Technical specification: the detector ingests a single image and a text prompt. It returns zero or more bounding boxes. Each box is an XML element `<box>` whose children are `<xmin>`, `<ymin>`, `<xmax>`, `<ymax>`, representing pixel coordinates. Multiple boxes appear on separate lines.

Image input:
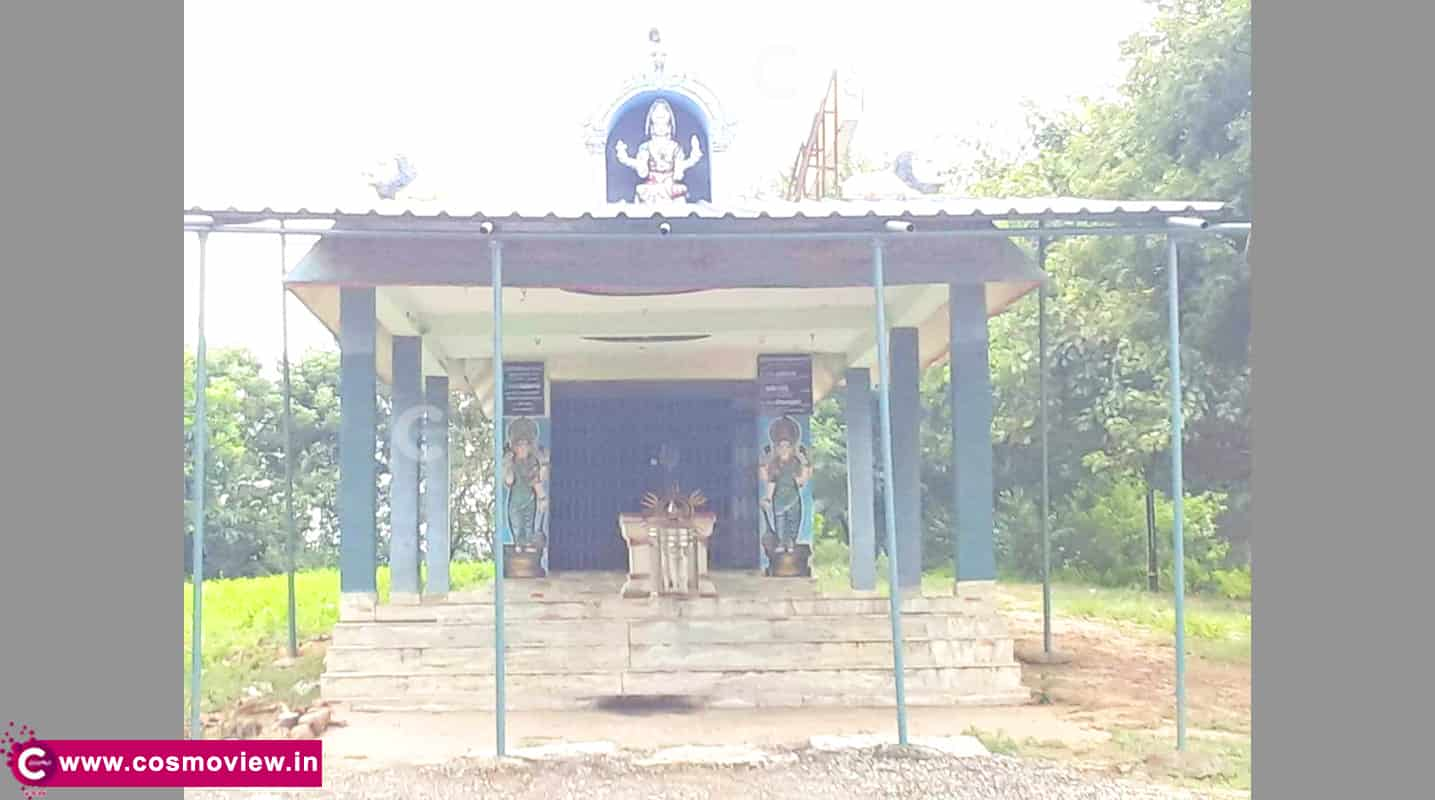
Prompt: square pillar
<box><xmin>338</xmin><ymin>288</ymin><xmax>378</xmax><ymax>607</ymax></box>
<box><xmin>424</xmin><ymin>375</ymin><xmax>452</xmax><ymax>596</ymax></box>
<box><xmin>890</xmin><ymin>327</ymin><xmax>923</xmax><ymax>590</ymax></box>
<box><xmin>388</xmin><ymin>336</ymin><xmax>422</xmax><ymax>603</ymax></box>
<box><xmin>844</xmin><ymin>368</ymin><xmax>877</xmax><ymax>591</ymax></box>
<box><xmin>950</xmin><ymin>284</ymin><xmax>997</xmax><ymax>588</ymax></box>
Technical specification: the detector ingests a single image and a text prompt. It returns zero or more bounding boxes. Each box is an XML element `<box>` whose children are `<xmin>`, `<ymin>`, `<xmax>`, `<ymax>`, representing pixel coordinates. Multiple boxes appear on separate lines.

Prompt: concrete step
<box><xmin>324</xmin><ymin>643</ymin><xmax>630</xmax><ymax>674</ymax></box>
<box><xmin>321</xmin><ymin>666</ymin><xmax>1029</xmax><ymax>711</ymax></box>
<box><xmin>332</xmin><ymin>618</ymin><xmax>632</xmax><ymax>648</ymax></box>
<box><xmin>331</xmin><ymin>689</ymin><xmax>1033</xmax><ymax>712</ymax></box>
<box><xmin>331</xmin><ymin>613</ymin><xmax>1009</xmax><ymax>650</ymax></box>
<box><xmin>627</xmin><ymin>638</ymin><xmax>1014</xmax><ymax>671</ymax></box>
<box><xmin>367</xmin><ymin>595</ymin><xmax>986</xmax><ymax>623</ymax></box>
<box><xmin>626</xmin><ymin>615</ymin><xmax>1010</xmax><ymax>644</ymax></box>
<box><xmin>447</xmin><ymin>572</ymin><xmax>830</xmax><ymax>603</ymax></box>
<box><xmin>323</xmin><ymin>636</ymin><xmax>1014</xmax><ymax>674</ymax></box>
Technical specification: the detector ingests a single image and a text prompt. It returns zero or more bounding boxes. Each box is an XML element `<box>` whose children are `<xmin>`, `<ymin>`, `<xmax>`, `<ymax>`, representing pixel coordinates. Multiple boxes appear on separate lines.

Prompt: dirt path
<box><xmin>999</xmin><ymin>591</ymin><xmax>1251</xmax><ymax>737</ymax></box>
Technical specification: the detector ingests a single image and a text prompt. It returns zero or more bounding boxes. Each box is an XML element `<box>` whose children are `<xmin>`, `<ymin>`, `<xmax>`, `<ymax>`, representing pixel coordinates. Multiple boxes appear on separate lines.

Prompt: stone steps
<box><xmin>331</xmin><ymin>614</ymin><xmax>1009</xmax><ymax>649</ymax></box>
<box><xmin>325</xmin><ymin>637</ymin><xmax>1014</xmax><ymax>674</ymax></box>
<box><xmin>449</xmin><ymin>572</ymin><xmax>829</xmax><ymax>603</ymax></box>
<box><xmin>362</xmin><ymin>594</ymin><xmax>989</xmax><ymax>623</ymax></box>
<box><xmin>322</xmin><ymin>588</ymin><xmax>1027</xmax><ymax>710</ymax></box>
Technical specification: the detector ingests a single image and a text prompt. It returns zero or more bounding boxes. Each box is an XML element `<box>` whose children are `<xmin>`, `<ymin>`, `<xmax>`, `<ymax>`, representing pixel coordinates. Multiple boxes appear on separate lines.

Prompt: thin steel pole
<box><xmin>871</xmin><ymin>238</ymin><xmax>909</xmax><ymax>746</ymax></box>
<box><xmin>189</xmin><ymin>231</ymin><xmax>209</xmax><ymax>739</ymax></box>
<box><xmin>491</xmin><ymin>239</ymin><xmax>508</xmax><ymax>757</ymax></box>
<box><xmin>280</xmin><ymin>226</ymin><xmax>299</xmax><ymax>658</ymax></box>
<box><xmin>1166</xmin><ymin>235</ymin><xmax>1188</xmax><ymax>751</ymax></box>
<box><xmin>1038</xmin><ymin>230</ymin><xmax>1052</xmax><ymax>655</ymax></box>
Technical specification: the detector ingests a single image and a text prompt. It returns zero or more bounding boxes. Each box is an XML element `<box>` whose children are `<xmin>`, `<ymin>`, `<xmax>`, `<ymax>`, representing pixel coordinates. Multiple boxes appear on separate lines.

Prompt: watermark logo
<box><xmin>390</xmin><ymin>403</ymin><xmax>448</xmax><ymax>466</ymax></box>
<box><xmin>4</xmin><ymin>727</ymin><xmax>321</xmax><ymax>792</ymax></box>
<box><xmin>4</xmin><ymin>723</ymin><xmax>50</xmax><ymax>799</ymax></box>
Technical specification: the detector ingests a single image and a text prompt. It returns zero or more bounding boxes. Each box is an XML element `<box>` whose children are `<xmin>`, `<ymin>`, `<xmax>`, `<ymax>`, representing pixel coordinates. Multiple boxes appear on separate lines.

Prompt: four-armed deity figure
<box><xmin>759</xmin><ymin>416</ymin><xmax>814</xmax><ymax>555</ymax></box>
<box><xmin>614</xmin><ymin>98</ymin><xmax>704</xmax><ymax>203</ymax></box>
<box><xmin>503</xmin><ymin>417</ymin><xmax>550</xmax><ymax>553</ymax></box>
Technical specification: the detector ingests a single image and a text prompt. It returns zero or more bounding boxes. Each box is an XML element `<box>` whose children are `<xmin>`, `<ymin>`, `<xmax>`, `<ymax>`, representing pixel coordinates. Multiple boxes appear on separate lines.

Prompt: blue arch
<box><xmin>605</xmin><ymin>90</ymin><xmax>712</xmax><ymax>203</ymax></box>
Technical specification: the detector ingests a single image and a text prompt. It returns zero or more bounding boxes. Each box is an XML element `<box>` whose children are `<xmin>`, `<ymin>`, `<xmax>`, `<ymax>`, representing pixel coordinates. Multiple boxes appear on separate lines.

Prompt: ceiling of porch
<box><xmin>288</xmin><ymin>280</ymin><xmax>1035</xmax><ymax>411</ymax></box>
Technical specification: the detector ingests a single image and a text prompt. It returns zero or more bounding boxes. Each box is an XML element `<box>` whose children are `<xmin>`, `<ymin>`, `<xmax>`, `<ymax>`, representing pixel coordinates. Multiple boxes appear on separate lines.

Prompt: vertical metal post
<box><xmin>1146</xmin><ymin>483</ymin><xmax>1159</xmax><ymax>592</ymax></box>
<box><xmin>871</xmin><ymin>238</ymin><xmax>909</xmax><ymax>745</ymax></box>
<box><xmin>1038</xmin><ymin>229</ymin><xmax>1052</xmax><ymax>655</ymax></box>
<box><xmin>491</xmin><ymin>239</ymin><xmax>507</xmax><ymax>757</ymax></box>
<box><xmin>280</xmin><ymin>226</ymin><xmax>298</xmax><ymax>658</ymax></box>
<box><xmin>1166</xmin><ymin>235</ymin><xmax>1188</xmax><ymax>751</ymax></box>
<box><xmin>189</xmin><ymin>231</ymin><xmax>209</xmax><ymax>739</ymax></box>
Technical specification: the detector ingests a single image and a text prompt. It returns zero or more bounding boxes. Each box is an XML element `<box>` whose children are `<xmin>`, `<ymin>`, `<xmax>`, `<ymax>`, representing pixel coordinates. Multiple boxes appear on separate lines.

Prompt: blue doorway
<box><xmin>548</xmin><ymin>381</ymin><xmax>759</xmax><ymax>571</ymax></box>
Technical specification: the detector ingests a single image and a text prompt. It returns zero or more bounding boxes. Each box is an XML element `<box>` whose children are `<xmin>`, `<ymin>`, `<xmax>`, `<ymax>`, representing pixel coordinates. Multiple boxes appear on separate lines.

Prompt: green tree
<box><xmin>807</xmin><ymin>0</ymin><xmax>1251</xmax><ymax>590</ymax></box>
<box><xmin>970</xmin><ymin>0</ymin><xmax>1252</xmax><ymax>577</ymax></box>
<box><xmin>184</xmin><ymin>347</ymin><xmax>286</xmax><ymax>578</ymax></box>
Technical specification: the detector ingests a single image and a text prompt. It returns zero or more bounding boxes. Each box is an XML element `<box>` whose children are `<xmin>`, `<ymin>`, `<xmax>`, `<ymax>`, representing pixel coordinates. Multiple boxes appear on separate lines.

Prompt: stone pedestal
<box><xmin>618</xmin><ymin>512</ymin><xmax>717</xmax><ymax>598</ymax></box>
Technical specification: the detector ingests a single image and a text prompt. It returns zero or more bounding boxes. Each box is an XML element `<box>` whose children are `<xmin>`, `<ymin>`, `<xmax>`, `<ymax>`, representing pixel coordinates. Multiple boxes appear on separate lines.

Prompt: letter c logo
<box><xmin>17</xmin><ymin>746</ymin><xmax>50</xmax><ymax>781</ymax></box>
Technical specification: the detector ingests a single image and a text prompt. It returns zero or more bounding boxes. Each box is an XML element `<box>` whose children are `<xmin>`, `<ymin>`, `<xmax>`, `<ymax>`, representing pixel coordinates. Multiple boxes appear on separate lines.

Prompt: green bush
<box><xmin>1210</xmin><ymin>567</ymin><xmax>1252</xmax><ymax>601</ymax></box>
<box><xmin>995</xmin><ymin>488</ymin><xmax>1044</xmax><ymax>578</ymax></box>
<box><xmin>996</xmin><ymin>476</ymin><xmax>1236</xmax><ymax>596</ymax></box>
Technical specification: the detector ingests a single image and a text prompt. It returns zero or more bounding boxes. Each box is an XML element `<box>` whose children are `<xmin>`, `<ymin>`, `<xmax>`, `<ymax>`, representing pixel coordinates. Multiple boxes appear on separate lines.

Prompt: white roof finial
<box><xmin>649</xmin><ymin>27</ymin><xmax>666</xmax><ymax>75</ymax></box>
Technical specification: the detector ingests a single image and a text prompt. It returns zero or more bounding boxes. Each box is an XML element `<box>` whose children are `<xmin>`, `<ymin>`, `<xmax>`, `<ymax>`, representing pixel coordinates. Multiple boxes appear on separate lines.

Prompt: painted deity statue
<box><xmin>614</xmin><ymin>98</ymin><xmax>704</xmax><ymax>203</ymax></box>
<box><xmin>502</xmin><ymin>417</ymin><xmax>549</xmax><ymax>552</ymax></box>
<box><xmin>759</xmin><ymin>416</ymin><xmax>813</xmax><ymax>554</ymax></box>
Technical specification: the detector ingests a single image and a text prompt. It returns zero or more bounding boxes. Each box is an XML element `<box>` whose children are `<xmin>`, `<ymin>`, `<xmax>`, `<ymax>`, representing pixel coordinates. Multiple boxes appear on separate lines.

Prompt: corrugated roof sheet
<box><xmin>185</xmin><ymin>197</ymin><xmax>1230</xmax><ymax>225</ymax></box>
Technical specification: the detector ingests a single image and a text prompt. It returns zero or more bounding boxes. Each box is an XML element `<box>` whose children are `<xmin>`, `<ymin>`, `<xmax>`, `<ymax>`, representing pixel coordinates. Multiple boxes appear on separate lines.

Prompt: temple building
<box><xmin>186</xmin><ymin>37</ymin><xmax>1232</xmax><ymax>712</ymax></box>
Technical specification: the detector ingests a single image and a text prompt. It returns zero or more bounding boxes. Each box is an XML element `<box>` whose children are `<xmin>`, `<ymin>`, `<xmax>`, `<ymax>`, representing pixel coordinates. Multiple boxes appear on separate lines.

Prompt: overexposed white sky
<box><xmin>184</xmin><ymin>0</ymin><xmax>1157</xmax><ymax>365</ymax></box>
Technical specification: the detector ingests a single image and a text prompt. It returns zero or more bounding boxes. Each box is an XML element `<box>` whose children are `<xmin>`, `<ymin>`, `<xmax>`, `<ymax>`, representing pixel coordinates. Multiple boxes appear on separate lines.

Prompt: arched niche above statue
<box><xmin>603</xmin><ymin>91</ymin><xmax>714</xmax><ymax>204</ymax></box>
<box><xmin>584</xmin><ymin>63</ymin><xmax>735</xmax><ymax>205</ymax></box>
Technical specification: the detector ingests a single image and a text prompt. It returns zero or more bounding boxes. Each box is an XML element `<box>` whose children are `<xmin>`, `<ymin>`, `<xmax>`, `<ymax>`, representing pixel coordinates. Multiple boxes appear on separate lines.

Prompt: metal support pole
<box><xmin>1166</xmin><ymin>235</ymin><xmax>1188</xmax><ymax>752</ymax></box>
<box><xmin>1146</xmin><ymin>483</ymin><xmax>1159</xmax><ymax>592</ymax></box>
<box><xmin>280</xmin><ymin>226</ymin><xmax>298</xmax><ymax>658</ymax></box>
<box><xmin>189</xmin><ymin>231</ymin><xmax>209</xmax><ymax>739</ymax></box>
<box><xmin>491</xmin><ymin>239</ymin><xmax>508</xmax><ymax>757</ymax></box>
<box><xmin>871</xmin><ymin>238</ymin><xmax>909</xmax><ymax>745</ymax></box>
<box><xmin>1038</xmin><ymin>230</ymin><xmax>1052</xmax><ymax>655</ymax></box>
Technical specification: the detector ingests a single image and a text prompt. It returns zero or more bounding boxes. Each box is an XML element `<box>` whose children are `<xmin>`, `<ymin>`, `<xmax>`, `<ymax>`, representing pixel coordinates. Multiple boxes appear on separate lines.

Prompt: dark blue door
<box><xmin>548</xmin><ymin>381</ymin><xmax>758</xmax><ymax>571</ymax></box>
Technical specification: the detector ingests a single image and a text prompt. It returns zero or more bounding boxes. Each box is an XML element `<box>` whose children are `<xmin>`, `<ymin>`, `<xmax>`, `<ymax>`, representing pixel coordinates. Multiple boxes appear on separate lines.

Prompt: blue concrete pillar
<box><xmin>388</xmin><ymin>336</ymin><xmax>422</xmax><ymax>601</ymax></box>
<box><xmin>424</xmin><ymin>375</ymin><xmax>452</xmax><ymax>596</ymax></box>
<box><xmin>845</xmin><ymin>368</ymin><xmax>877</xmax><ymax>591</ymax></box>
<box><xmin>889</xmin><ymin>327</ymin><xmax>923</xmax><ymax>590</ymax></box>
<box><xmin>339</xmin><ymin>288</ymin><xmax>378</xmax><ymax>596</ymax></box>
<box><xmin>950</xmin><ymin>284</ymin><xmax>997</xmax><ymax>584</ymax></box>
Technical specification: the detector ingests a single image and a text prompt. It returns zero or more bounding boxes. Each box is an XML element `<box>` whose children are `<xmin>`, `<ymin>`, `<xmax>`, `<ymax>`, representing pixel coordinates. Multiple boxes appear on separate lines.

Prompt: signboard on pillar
<box><xmin>499</xmin><ymin>362</ymin><xmax>551</xmax><ymax>578</ymax></box>
<box><xmin>756</xmin><ymin>354</ymin><xmax>815</xmax><ymax>577</ymax></box>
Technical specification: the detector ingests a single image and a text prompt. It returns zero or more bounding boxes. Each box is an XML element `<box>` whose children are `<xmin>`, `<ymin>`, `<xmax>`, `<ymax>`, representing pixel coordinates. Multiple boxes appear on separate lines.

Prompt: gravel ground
<box><xmin>187</xmin><ymin>747</ymin><xmax>1216</xmax><ymax>800</ymax></box>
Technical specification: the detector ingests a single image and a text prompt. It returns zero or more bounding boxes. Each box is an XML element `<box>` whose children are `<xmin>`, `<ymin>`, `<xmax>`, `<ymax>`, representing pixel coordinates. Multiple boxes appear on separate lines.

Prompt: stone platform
<box><xmin>322</xmin><ymin>572</ymin><xmax>1029</xmax><ymax>711</ymax></box>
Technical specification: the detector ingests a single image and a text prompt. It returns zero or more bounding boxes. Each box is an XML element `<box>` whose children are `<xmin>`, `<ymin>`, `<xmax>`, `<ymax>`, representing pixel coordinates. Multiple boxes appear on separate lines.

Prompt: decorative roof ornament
<box><xmin>583</xmin><ymin>28</ymin><xmax>736</xmax><ymax>155</ymax></box>
<box><xmin>648</xmin><ymin>27</ymin><xmax>666</xmax><ymax>76</ymax></box>
<box><xmin>363</xmin><ymin>153</ymin><xmax>419</xmax><ymax>201</ymax></box>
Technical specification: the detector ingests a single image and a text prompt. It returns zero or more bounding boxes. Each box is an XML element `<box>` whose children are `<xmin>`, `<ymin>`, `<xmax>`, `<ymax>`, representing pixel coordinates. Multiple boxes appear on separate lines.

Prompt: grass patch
<box><xmin>1110</xmin><ymin>729</ymin><xmax>1251</xmax><ymax>793</ymax></box>
<box><xmin>1003</xmin><ymin>581</ymin><xmax>1251</xmax><ymax>663</ymax></box>
<box><xmin>962</xmin><ymin>726</ymin><xmax>1021</xmax><ymax>756</ymax></box>
<box><xmin>182</xmin><ymin>561</ymin><xmax>493</xmax><ymax>715</ymax></box>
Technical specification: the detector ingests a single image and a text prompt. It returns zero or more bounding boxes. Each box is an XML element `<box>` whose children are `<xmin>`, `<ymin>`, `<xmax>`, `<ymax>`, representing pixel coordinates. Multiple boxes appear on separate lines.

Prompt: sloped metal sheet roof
<box><xmin>185</xmin><ymin>197</ymin><xmax>1229</xmax><ymax>226</ymax></box>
